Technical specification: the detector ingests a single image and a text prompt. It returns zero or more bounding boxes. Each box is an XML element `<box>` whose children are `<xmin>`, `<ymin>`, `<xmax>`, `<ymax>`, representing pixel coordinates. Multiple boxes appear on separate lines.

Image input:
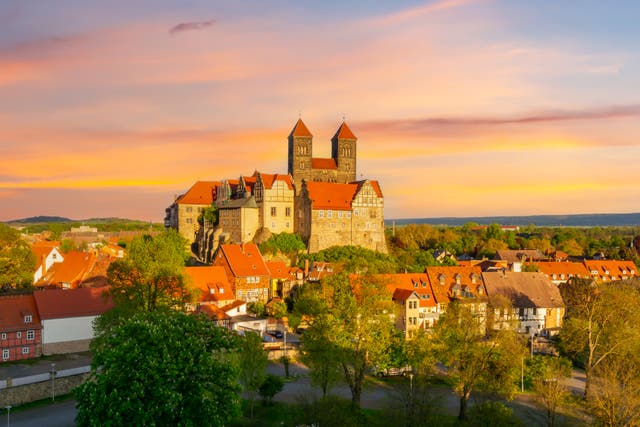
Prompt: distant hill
<box><xmin>7</xmin><ymin>216</ymin><xmax>73</xmax><ymax>223</ymax></box>
<box><xmin>386</xmin><ymin>213</ymin><xmax>640</xmax><ymax>227</ymax></box>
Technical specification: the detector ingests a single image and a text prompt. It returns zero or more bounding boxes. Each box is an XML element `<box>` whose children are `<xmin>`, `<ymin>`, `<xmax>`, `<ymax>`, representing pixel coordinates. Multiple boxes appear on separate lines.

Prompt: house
<box><xmin>306</xmin><ymin>262</ymin><xmax>336</xmax><ymax>282</ymax></box>
<box><xmin>254</xmin><ymin>173</ymin><xmax>295</xmax><ymax>234</ymax></box>
<box><xmin>425</xmin><ymin>266</ymin><xmax>488</xmax><ymax>313</ymax></box>
<box><xmin>582</xmin><ymin>260</ymin><xmax>638</xmax><ymax>282</ymax></box>
<box><xmin>194</xmin><ymin>304</ymin><xmax>231</xmax><ymax>328</ymax></box>
<box><xmin>0</xmin><ymin>295</ymin><xmax>42</xmax><ymax>362</ymax></box>
<box><xmin>433</xmin><ymin>250</ymin><xmax>456</xmax><ymax>263</ymax></box>
<box><xmin>494</xmin><ymin>249</ymin><xmax>546</xmax><ymax>271</ymax></box>
<box><xmin>533</xmin><ymin>261</ymin><xmax>590</xmax><ymax>285</ymax></box>
<box><xmin>184</xmin><ymin>266</ymin><xmax>235</xmax><ymax>308</ymax></box>
<box><xmin>31</xmin><ymin>242</ymin><xmax>64</xmax><ymax>283</ymax></box>
<box><xmin>482</xmin><ymin>271</ymin><xmax>565</xmax><ymax>337</ymax></box>
<box><xmin>296</xmin><ymin>179</ymin><xmax>386</xmax><ymax>253</ymax></box>
<box><xmin>213</xmin><ymin>243</ymin><xmax>271</xmax><ymax>303</ymax></box>
<box><xmin>35</xmin><ymin>250</ymin><xmax>96</xmax><ymax>289</ymax></box>
<box><xmin>216</xmin><ymin>195</ymin><xmax>260</xmax><ymax>243</ymax></box>
<box><xmin>164</xmin><ymin>180</ymin><xmax>221</xmax><ymax>242</ymax></box>
<box><xmin>376</xmin><ymin>273</ymin><xmax>438</xmax><ymax>338</ymax></box>
<box><xmin>266</xmin><ymin>261</ymin><xmax>293</xmax><ymax>299</ymax></box>
<box><xmin>33</xmin><ymin>287</ymin><xmax>113</xmax><ymax>354</ymax></box>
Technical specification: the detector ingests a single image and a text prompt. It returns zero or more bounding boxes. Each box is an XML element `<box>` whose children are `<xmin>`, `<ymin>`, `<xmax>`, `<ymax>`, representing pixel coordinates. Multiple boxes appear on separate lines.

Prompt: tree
<box><xmin>588</xmin><ymin>354</ymin><xmax>640</xmax><ymax>426</ymax></box>
<box><xmin>238</xmin><ymin>331</ymin><xmax>268</xmax><ymax>418</ymax></box>
<box><xmin>0</xmin><ymin>223</ymin><xmax>35</xmax><ymax>289</ymax></box>
<box><xmin>296</xmin><ymin>273</ymin><xmax>396</xmax><ymax>406</ymax></box>
<box><xmin>59</xmin><ymin>238</ymin><xmax>76</xmax><ymax>253</ymax></box>
<box><xmin>103</xmin><ymin>230</ymin><xmax>193</xmax><ymax>325</ymax></box>
<box><xmin>198</xmin><ymin>206</ymin><xmax>219</xmax><ymax>226</ymax></box>
<box><xmin>431</xmin><ymin>301</ymin><xmax>524</xmax><ymax>420</ymax></box>
<box><xmin>259</xmin><ymin>374</ymin><xmax>284</xmax><ymax>406</ymax></box>
<box><xmin>299</xmin><ymin>314</ymin><xmax>343</xmax><ymax>397</ymax></box>
<box><xmin>533</xmin><ymin>357</ymin><xmax>571</xmax><ymax>427</ymax></box>
<box><xmin>76</xmin><ymin>310</ymin><xmax>240</xmax><ymax>427</ymax></box>
<box><xmin>259</xmin><ymin>232</ymin><xmax>306</xmax><ymax>256</ymax></box>
<box><xmin>559</xmin><ymin>279</ymin><xmax>640</xmax><ymax>399</ymax></box>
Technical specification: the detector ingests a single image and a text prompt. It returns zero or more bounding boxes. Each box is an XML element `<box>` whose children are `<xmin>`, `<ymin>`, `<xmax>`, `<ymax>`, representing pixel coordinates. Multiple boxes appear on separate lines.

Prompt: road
<box><xmin>6</xmin><ymin>400</ymin><xmax>76</xmax><ymax>427</ymax></box>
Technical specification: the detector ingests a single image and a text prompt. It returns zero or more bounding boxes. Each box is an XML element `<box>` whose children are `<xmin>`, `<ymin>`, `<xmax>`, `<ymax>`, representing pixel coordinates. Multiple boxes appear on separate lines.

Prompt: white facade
<box><xmin>41</xmin><ymin>315</ymin><xmax>97</xmax><ymax>344</ymax></box>
<box><xmin>33</xmin><ymin>248</ymin><xmax>64</xmax><ymax>283</ymax></box>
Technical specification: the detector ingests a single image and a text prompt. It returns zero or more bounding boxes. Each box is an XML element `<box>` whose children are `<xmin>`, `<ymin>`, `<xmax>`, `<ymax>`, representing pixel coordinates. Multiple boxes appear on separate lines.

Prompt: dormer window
<box><xmin>477</xmin><ymin>285</ymin><xmax>484</xmax><ymax>295</ymax></box>
<box><xmin>413</xmin><ymin>281</ymin><xmax>418</xmax><ymax>288</ymax></box>
<box><xmin>24</xmin><ymin>315</ymin><xmax>32</xmax><ymax>323</ymax></box>
<box><xmin>470</xmin><ymin>273</ymin><xmax>477</xmax><ymax>284</ymax></box>
<box><xmin>454</xmin><ymin>274</ymin><xmax>461</xmax><ymax>285</ymax></box>
<box><xmin>421</xmin><ymin>281</ymin><xmax>427</xmax><ymax>288</ymax></box>
<box><xmin>452</xmin><ymin>284</ymin><xmax>461</xmax><ymax>297</ymax></box>
<box><xmin>438</xmin><ymin>274</ymin><xmax>446</xmax><ymax>285</ymax></box>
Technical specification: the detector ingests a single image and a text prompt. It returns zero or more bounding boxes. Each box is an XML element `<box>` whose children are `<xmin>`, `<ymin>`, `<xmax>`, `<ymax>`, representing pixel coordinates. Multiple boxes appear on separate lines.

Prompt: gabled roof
<box><xmin>0</xmin><ymin>294</ymin><xmax>41</xmax><ymax>332</ymax></box>
<box><xmin>374</xmin><ymin>273</ymin><xmax>436</xmax><ymax>307</ymax></box>
<box><xmin>482</xmin><ymin>271</ymin><xmax>564</xmax><ymax>309</ymax></box>
<box><xmin>311</xmin><ymin>158</ymin><xmax>338</xmax><ymax>170</ymax></box>
<box><xmin>219</xmin><ymin>243</ymin><xmax>270</xmax><ymax>277</ymax></box>
<box><xmin>425</xmin><ymin>266</ymin><xmax>486</xmax><ymax>304</ymax></box>
<box><xmin>259</xmin><ymin>173</ymin><xmax>294</xmax><ymax>190</ymax></box>
<box><xmin>195</xmin><ymin>304</ymin><xmax>231</xmax><ymax>321</ymax></box>
<box><xmin>31</xmin><ymin>245</ymin><xmax>62</xmax><ymax>268</ymax></box>
<box><xmin>32</xmin><ymin>240</ymin><xmax>60</xmax><ymax>248</ymax></box>
<box><xmin>177</xmin><ymin>181</ymin><xmax>220</xmax><ymax>205</ymax></box>
<box><xmin>290</xmin><ymin>118</ymin><xmax>312</xmax><ymax>137</ymax></box>
<box><xmin>305</xmin><ymin>181</ymin><xmax>359</xmax><ymax>210</ymax></box>
<box><xmin>36</xmin><ymin>251</ymin><xmax>95</xmax><ymax>287</ymax></box>
<box><xmin>495</xmin><ymin>249</ymin><xmax>545</xmax><ymax>263</ymax></box>
<box><xmin>353</xmin><ymin>180</ymin><xmax>383</xmax><ymax>198</ymax></box>
<box><xmin>221</xmin><ymin>300</ymin><xmax>246</xmax><ymax>314</ymax></box>
<box><xmin>333</xmin><ymin>121</ymin><xmax>357</xmax><ymax>140</ymax></box>
<box><xmin>185</xmin><ymin>266</ymin><xmax>234</xmax><ymax>303</ymax></box>
<box><xmin>534</xmin><ymin>262</ymin><xmax>590</xmax><ymax>279</ymax></box>
<box><xmin>33</xmin><ymin>287</ymin><xmax>114</xmax><ymax>319</ymax></box>
<box><xmin>266</xmin><ymin>261</ymin><xmax>289</xmax><ymax>280</ymax></box>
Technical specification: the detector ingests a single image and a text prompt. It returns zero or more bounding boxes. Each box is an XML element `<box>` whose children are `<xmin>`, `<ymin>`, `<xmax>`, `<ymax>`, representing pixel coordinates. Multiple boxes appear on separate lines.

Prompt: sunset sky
<box><xmin>1</xmin><ymin>0</ymin><xmax>639</xmax><ymax>222</ymax></box>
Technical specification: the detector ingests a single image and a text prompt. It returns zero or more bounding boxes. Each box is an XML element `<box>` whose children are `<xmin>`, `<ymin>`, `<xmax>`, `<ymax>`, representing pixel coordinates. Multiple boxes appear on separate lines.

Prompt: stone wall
<box><xmin>0</xmin><ymin>373</ymin><xmax>89</xmax><ymax>407</ymax></box>
<box><xmin>43</xmin><ymin>339</ymin><xmax>91</xmax><ymax>355</ymax></box>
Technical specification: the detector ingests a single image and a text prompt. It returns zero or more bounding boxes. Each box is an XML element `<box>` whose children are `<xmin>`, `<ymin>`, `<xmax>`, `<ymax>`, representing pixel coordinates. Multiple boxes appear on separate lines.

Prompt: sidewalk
<box><xmin>0</xmin><ymin>352</ymin><xmax>92</xmax><ymax>380</ymax></box>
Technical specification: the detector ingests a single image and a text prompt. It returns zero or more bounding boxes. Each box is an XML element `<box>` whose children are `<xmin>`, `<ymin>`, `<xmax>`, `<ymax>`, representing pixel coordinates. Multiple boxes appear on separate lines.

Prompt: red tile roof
<box><xmin>266</xmin><ymin>261</ymin><xmax>290</xmax><ymax>280</ymax></box>
<box><xmin>425</xmin><ymin>266</ymin><xmax>486</xmax><ymax>304</ymax></box>
<box><xmin>534</xmin><ymin>262</ymin><xmax>590</xmax><ymax>280</ymax></box>
<box><xmin>185</xmin><ymin>266</ymin><xmax>235</xmax><ymax>303</ymax></box>
<box><xmin>195</xmin><ymin>304</ymin><xmax>230</xmax><ymax>321</ymax></box>
<box><xmin>0</xmin><ymin>295</ymin><xmax>41</xmax><ymax>332</ymax></box>
<box><xmin>311</xmin><ymin>158</ymin><xmax>338</xmax><ymax>170</ymax></box>
<box><xmin>32</xmin><ymin>240</ymin><xmax>61</xmax><ymax>248</ymax></box>
<box><xmin>334</xmin><ymin>122</ymin><xmax>357</xmax><ymax>140</ymax></box>
<box><xmin>33</xmin><ymin>287</ymin><xmax>114</xmax><ymax>319</ymax></box>
<box><xmin>36</xmin><ymin>251</ymin><xmax>95</xmax><ymax>288</ymax></box>
<box><xmin>290</xmin><ymin>118</ymin><xmax>312</xmax><ymax>137</ymax></box>
<box><xmin>375</xmin><ymin>273</ymin><xmax>436</xmax><ymax>307</ymax></box>
<box><xmin>219</xmin><ymin>244</ymin><xmax>270</xmax><ymax>277</ymax></box>
<box><xmin>583</xmin><ymin>260</ymin><xmax>638</xmax><ymax>280</ymax></box>
<box><xmin>260</xmin><ymin>173</ymin><xmax>294</xmax><ymax>190</ymax></box>
<box><xmin>305</xmin><ymin>181</ymin><xmax>358</xmax><ymax>210</ymax></box>
<box><xmin>177</xmin><ymin>181</ymin><xmax>220</xmax><ymax>205</ymax></box>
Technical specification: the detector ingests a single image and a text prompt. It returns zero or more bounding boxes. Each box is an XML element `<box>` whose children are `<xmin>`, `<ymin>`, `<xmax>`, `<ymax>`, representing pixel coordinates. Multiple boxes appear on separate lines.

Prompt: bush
<box><xmin>463</xmin><ymin>401</ymin><xmax>522</xmax><ymax>427</ymax></box>
<box><xmin>259</xmin><ymin>374</ymin><xmax>284</xmax><ymax>405</ymax></box>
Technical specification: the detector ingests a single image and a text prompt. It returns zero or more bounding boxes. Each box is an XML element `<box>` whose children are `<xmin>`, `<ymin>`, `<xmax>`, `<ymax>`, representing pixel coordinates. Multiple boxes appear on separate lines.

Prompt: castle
<box><xmin>165</xmin><ymin>119</ymin><xmax>387</xmax><ymax>255</ymax></box>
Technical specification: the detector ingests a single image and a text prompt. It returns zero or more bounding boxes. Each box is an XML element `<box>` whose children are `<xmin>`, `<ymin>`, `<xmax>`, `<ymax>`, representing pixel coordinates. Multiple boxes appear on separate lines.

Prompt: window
<box><xmin>22</xmin><ymin>347</ymin><xmax>29</xmax><ymax>355</ymax></box>
<box><xmin>347</xmin><ymin>212</ymin><xmax>351</xmax><ymax>218</ymax></box>
<box><xmin>16</xmin><ymin>331</ymin><xmax>22</xmax><ymax>339</ymax></box>
<box><xmin>271</xmin><ymin>207</ymin><xmax>277</xmax><ymax>216</ymax></box>
<box><xmin>1</xmin><ymin>333</ymin><xmax>5</xmax><ymax>340</ymax></box>
<box><xmin>27</xmin><ymin>330</ymin><xmax>35</xmax><ymax>340</ymax></box>
<box><xmin>318</xmin><ymin>210</ymin><xmax>324</xmax><ymax>218</ymax></box>
<box><xmin>186</xmin><ymin>218</ymin><xmax>193</xmax><ymax>224</ymax></box>
<box><xmin>2</xmin><ymin>349</ymin><xmax>8</xmax><ymax>360</ymax></box>
<box><xmin>186</xmin><ymin>207</ymin><xmax>193</xmax><ymax>213</ymax></box>
<box><xmin>337</xmin><ymin>211</ymin><xmax>343</xmax><ymax>218</ymax></box>
<box><xmin>327</xmin><ymin>210</ymin><xmax>332</xmax><ymax>218</ymax></box>
<box><xmin>286</xmin><ymin>222</ymin><xmax>290</xmax><ymax>228</ymax></box>
<box><xmin>24</xmin><ymin>315</ymin><xmax>32</xmax><ymax>323</ymax></box>
<box><xmin>353</xmin><ymin>209</ymin><xmax>359</xmax><ymax>216</ymax></box>
<box><xmin>271</xmin><ymin>222</ymin><xmax>276</xmax><ymax>229</ymax></box>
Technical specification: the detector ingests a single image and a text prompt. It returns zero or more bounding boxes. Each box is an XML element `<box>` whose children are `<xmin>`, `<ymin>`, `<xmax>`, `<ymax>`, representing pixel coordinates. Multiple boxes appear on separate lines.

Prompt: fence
<box><xmin>0</xmin><ymin>365</ymin><xmax>90</xmax><ymax>389</ymax></box>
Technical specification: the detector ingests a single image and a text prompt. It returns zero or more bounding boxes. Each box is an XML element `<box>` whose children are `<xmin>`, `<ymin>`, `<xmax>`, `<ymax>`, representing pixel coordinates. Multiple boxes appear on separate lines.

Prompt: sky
<box><xmin>1</xmin><ymin>0</ymin><xmax>639</xmax><ymax>222</ymax></box>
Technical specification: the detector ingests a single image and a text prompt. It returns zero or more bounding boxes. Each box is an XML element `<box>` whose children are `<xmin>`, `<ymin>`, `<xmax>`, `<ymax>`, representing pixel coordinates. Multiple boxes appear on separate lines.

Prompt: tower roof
<box><xmin>290</xmin><ymin>118</ymin><xmax>312</xmax><ymax>138</ymax></box>
<box><xmin>333</xmin><ymin>121</ymin><xmax>357</xmax><ymax>140</ymax></box>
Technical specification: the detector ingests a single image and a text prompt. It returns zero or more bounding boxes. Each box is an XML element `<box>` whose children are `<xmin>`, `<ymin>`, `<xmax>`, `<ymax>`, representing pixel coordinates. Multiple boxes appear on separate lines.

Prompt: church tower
<box><xmin>288</xmin><ymin>118</ymin><xmax>313</xmax><ymax>186</ymax></box>
<box><xmin>331</xmin><ymin>121</ymin><xmax>357</xmax><ymax>183</ymax></box>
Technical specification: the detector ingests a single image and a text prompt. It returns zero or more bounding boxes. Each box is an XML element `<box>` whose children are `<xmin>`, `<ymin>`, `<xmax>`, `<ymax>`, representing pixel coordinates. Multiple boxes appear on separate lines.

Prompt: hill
<box><xmin>7</xmin><ymin>216</ymin><xmax>73</xmax><ymax>223</ymax></box>
<box><xmin>387</xmin><ymin>212</ymin><xmax>640</xmax><ymax>227</ymax></box>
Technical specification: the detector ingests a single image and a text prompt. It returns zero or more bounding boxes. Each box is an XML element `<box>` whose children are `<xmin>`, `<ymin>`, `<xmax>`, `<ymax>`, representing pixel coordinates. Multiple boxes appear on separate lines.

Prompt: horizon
<box><xmin>1</xmin><ymin>0</ymin><xmax>640</xmax><ymax>222</ymax></box>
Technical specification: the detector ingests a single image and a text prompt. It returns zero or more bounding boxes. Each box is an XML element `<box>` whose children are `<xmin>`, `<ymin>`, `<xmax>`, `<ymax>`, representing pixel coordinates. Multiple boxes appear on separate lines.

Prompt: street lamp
<box><xmin>5</xmin><ymin>405</ymin><xmax>10</xmax><ymax>427</ymax></box>
<box><xmin>408</xmin><ymin>372</ymin><xmax>414</xmax><ymax>427</ymax></box>
<box><xmin>51</xmin><ymin>363</ymin><xmax>56</xmax><ymax>401</ymax></box>
<box><xmin>284</xmin><ymin>330</ymin><xmax>287</xmax><ymax>358</ymax></box>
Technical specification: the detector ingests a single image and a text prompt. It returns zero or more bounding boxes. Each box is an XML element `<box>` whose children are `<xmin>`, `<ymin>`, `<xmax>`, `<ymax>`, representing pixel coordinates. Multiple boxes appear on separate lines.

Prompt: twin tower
<box><xmin>287</xmin><ymin>118</ymin><xmax>358</xmax><ymax>186</ymax></box>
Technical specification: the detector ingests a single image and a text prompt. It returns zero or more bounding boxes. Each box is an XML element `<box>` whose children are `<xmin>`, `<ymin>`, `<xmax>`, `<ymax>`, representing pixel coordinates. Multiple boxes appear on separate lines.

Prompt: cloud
<box><xmin>168</xmin><ymin>20</ymin><xmax>215</xmax><ymax>35</ymax></box>
<box><xmin>357</xmin><ymin>104</ymin><xmax>640</xmax><ymax>134</ymax></box>
<box><xmin>364</xmin><ymin>0</ymin><xmax>484</xmax><ymax>28</ymax></box>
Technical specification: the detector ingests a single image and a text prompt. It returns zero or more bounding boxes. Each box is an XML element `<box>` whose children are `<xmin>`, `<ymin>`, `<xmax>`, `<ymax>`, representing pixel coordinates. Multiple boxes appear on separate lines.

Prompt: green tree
<box><xmin>258</xmin><ymin>374</ymin><xmax>284</xmax><ymax>406</ymax></box>
<box><xmin>432</xmin><ymin>301</ymin><xmax>524</xmax><ymax>420</ymax></box>
<box><xmin>266</xmin><ymin>300</ymin><xmax>288</xmax><ymax>319</ymax></box>
<box><xmin>238</xmin><ymin>331</ymin><xmax>268</xmax><ymax>418</ymax></box>
<box><xmin>0</xmin><ymin>223</ymin><xmax>35</xmax><ymax>289</ymax></box>
<box><xmin>198</xmin><ymin>206</ymin><xmax>219</xmax><ymax>226</ymax></box>
<box><xmin>259</xmin><ymin>232</ymin><xmax>306</xmax><ymax>256</ymax></box>
<box><xmin>559</xmin><ymin>279</ymin><xmax>640</xmax><ymax>399</ymax></box>
<box><xmin>103</xmin><ymin>230</ymin><xmax>193</xmax><ymax>325</ymax></box>
<box><xmin>297</xmin><ymin>273</ymin><xmax>396</xmax><ymax>407</ymax></box>
<box><xmin>533</xmin><ymin>357</ymin><xmax>571</xmax><ymax>427</ymax></box>
<box><xmin>76</xmin><ymin>310</ymin><xmax>240</xmax><ymax>427</ymax></box>
<box><xmin>299</xmin><ymin>313</ymin><xmax>343</xmax><ymax>397</ymax></box>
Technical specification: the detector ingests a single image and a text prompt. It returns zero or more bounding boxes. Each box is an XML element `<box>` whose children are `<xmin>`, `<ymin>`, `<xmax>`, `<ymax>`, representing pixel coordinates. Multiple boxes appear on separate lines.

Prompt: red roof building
<box><xmin>185</xmin><ymin>266</ymin><xmax>235</xmax><ymax>307</ymax></box>
<box><xmin>583</xmin><ymin>260</ymin><xmax>638</xmax><ymax>282</ymax></box>
<box><xmin>0</xmin><ymin>294</ymin><xmax>42</xmax><ymax>362</ymax></box>
<box><xmin>213</xmin><ymin>244</ymin><xmax>271</xmax><ymax>303</ymax></box>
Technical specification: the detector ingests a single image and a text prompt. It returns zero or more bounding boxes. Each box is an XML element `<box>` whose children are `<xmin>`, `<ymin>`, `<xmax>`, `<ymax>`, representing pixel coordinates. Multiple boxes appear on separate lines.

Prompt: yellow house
<box><xmin>254</xmin><ymin>173</ymin><xmax>295</xmax><ymax>234</ymax></box>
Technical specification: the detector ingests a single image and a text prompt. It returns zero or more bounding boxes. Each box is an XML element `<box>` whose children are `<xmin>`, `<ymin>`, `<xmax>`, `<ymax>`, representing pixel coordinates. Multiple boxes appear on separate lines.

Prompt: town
<box><xmin>1</xmin><ymin>118</ymin><xmax>640</xmax><ymax>426</ymax></box>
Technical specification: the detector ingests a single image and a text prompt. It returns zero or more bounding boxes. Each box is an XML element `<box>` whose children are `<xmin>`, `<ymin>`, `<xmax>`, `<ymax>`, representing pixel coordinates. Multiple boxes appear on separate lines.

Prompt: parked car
<box><xmin>372</xmin><ymin>365</ymin><xmax>412</xmax><ymax>377</ymax></box>
<box><xmin>266</xmin><ymin>329</ymin><xmax>283</xmax><ymax>339</ymax></box>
